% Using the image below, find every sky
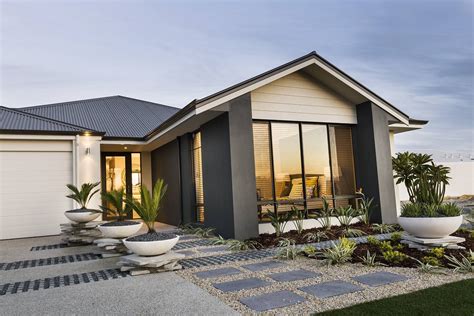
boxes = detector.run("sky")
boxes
[1,0,473,158]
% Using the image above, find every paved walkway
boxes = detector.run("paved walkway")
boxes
[0,235,238,315]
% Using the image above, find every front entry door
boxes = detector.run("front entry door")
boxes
[101,153,135,220]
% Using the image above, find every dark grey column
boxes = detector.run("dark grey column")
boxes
[178,134,196,224]
[353,101,397,224]
[201,93,259,239]
[151,139,182,226]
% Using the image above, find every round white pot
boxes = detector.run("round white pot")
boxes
[398,215,463,238]
[64,210,101,223]
[123,235,180,256]
[98,222,143,238]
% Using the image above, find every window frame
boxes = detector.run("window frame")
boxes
[252,119,357,222]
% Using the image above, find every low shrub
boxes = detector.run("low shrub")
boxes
[445,252,473,273]
[275,238,301,260]
[358,250,385,267]
[366,236,380,246]
[422,256,440,266]
[438,202,462,217]
[372,223,396,234]
[379,241,393,252]
[304,231,328,243]
[430,247,445,259]
[391,232,402,243]
[302,245,317,257]
[383,250,408,264]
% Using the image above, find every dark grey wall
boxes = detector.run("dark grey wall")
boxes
[151,139,182,226]
[200,93,259,239]
[201,112,235,237]
[178,134,196,224]
[353,101,397,223]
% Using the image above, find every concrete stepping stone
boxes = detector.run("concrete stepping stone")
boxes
[352,271,408,287]
[195,267,242,279]
[240,290,305,311]
[198,246,230,253]
[299,280,363,298]
[241,260,286,271]
[269,269,321,282]
[213,277,270,292]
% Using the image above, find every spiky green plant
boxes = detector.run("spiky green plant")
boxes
[266,209,293,237]
[126,179,167,233]
[275,238,300,260]
[357,191,375,225]
[372,223,396,234]
[210,235,227,245]
[100,189,129,221]
[226,239,261,251]
[335,206,365,237]
[319,237,356,265]
[444,253,473,273]
[291,205,305,235]
[304,231,329,243]
[66,182,100,209]
[411,258,446,274]
[358,250,385,267]
[315,197,333,230]
[392,152,450,206]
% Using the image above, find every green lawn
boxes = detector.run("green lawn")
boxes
[318,279,474,316]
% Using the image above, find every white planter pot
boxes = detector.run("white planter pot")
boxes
[98,222,143,238]
[123,235,180,256]
[398,215,463,238]
[64,210,101,223]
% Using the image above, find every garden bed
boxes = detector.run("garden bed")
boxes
[351,230,473,269]
[249,223,401,248]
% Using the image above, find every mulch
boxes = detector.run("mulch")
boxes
[249,222,399,248]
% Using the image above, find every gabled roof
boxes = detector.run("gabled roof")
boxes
[192,51,410,124]
[145,51,413,141]
[0,106,100,135]
[19,96,180,139]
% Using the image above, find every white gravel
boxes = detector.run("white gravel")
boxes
[177,256,473,315]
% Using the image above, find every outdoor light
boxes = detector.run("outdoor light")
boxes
[85,147,91,155]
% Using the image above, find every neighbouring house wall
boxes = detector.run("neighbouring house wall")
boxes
[201,94,259,239]
[76,135,102,210]
[389,131,401,215]
[251,71,357,124]
[353,102,397,224]
[151,139,182,226]
[178,133,196,224]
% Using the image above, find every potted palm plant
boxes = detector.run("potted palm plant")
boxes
[64,182,101,223]
[393,152,462,238]
[97,189,142,238]
[123,179,179,256]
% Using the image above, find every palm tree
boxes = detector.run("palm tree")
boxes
[126,179,168,233]
[66,182,100,210]
[100,189,130,221]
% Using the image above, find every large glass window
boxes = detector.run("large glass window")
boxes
[252,121,356,222]
[301,124,332,214]
[271,123,304,214]
[329,125,356,208]
[192,132,205,222]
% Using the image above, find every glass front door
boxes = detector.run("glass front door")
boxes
[101,153,141,220]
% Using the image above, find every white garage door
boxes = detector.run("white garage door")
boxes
[0,140,73,239]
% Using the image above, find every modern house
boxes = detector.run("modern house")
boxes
[0,52,427,240]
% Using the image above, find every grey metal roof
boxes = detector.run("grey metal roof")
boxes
[0,106,95,135]
[19,96,180,139]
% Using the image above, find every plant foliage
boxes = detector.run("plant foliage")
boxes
[444,252,473,273]
[319,237,356,265]
[291,205,305,235]
[275,238,301,260]
[335,206,366,237]
[100,189,129,221]
[401,202,461,217]
[126,179,167,233]
[371,223,396,234]
[266,209,293,237]
[66,182,100,209]
[356,190,375,225]
[315,197,333,230]
[392,152,450,206]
